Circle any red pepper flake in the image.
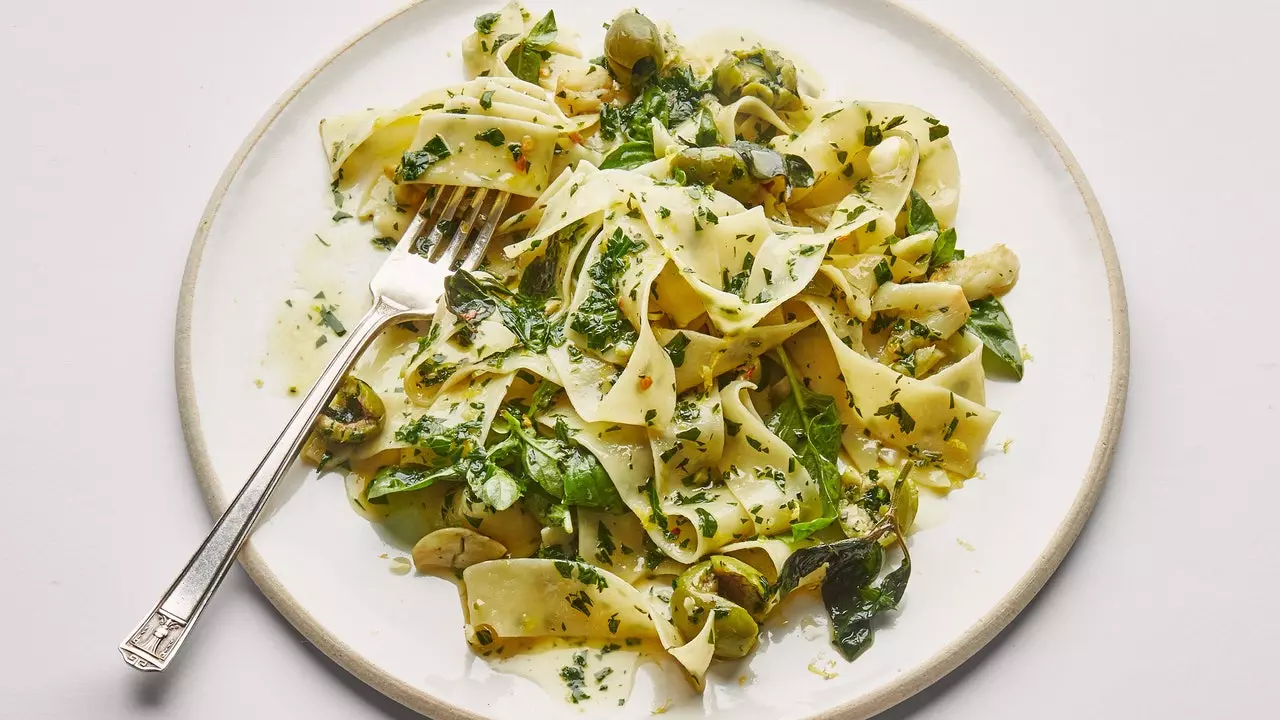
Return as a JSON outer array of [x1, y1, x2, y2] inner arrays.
[[639, 376, 653, 390], [568, 131, 585, 145]]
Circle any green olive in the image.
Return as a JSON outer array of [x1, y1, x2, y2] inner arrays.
[[712, 49, 802, 111], [315, 376, 385, 444], [670, 556, 773, 658], [604, 11, 664, 89], [670, 147, 757, 203]]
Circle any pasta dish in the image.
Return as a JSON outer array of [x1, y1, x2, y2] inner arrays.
[[306, 1, 1023, 703]]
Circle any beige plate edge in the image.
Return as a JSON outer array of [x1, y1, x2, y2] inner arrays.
[[173, 1, 1130, 718]]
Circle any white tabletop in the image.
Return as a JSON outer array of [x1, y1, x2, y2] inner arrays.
[[3, 0, 1277, 717]]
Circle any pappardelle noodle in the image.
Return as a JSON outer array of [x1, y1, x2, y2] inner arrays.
[[308, 1, 1023, 700]]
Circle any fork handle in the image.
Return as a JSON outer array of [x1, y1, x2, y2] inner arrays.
[[120, 296, 418, 671]]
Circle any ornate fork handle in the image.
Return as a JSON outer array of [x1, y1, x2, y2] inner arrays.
[[120, 296, 419, 671]]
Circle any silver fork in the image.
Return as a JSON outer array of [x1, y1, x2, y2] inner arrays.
[[119, 185, 510, 672]]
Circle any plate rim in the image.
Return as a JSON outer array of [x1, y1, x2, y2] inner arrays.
[[174, 1, 1130, 717]]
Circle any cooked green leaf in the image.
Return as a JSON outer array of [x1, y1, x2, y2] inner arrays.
[[523, 10, 558, 47], [569, 228, 645, 351], [505, 42, 544, 84], [395, 135, 451, 182], [765, 348, 843, 525], [928, 227, 957, 273], [600, 141, 657, 170], [366, 464, 448, 502], [473, 12, 501, 34], [475, 128, 506, 146], [663, 332, 691, 367], [775, 516, 911, 661], [906, 189, 939, 236], [965, 296, 1024, 379]]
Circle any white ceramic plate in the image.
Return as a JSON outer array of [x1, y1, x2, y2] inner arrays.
[[177, 1, 1128, 717]]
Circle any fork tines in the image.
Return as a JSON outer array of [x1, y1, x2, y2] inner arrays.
[[405, 185, 511, 272]]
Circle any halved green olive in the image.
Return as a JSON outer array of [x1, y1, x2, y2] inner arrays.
[[670, 556, 773, 658], [670, 147, 756, 203], [315, 376, 385, 444], [604, 11, 664, 89], [712, 49, 802, 111]]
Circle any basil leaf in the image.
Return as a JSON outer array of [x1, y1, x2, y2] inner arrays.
[[523, 10, 557, 48], [927, 227, 957, 273], [505, 43, 543, 84], [906, 189, 939, 236], [965, 296, 1024, 380], [600, 141, 657, 170]]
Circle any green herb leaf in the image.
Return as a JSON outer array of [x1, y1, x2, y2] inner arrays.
[[332, 210, 352, 222], [528, 379, 562, 418], [765, 348, 844, 523], [502, 411, 625, 513], [927, 227, 957, 273], [905, 190, 940, 236], [663, 332, 691, 367], [873, 259, 893, 286], [569, 228, 645, 352], [523, 10, 558, 47], [783, 153, 815, 189], [505, 43, 544, 84], [366, 464, 448, 502], [479, 89, 495, 109], [600, 141, 657, 170], [475, 128, 506, 146], [928, 123, 950, 141], [863, 124, 883, 147], [396, 135, 451, 182], [873, 402, 916, 434], [789, 515, 836, 541], [318, 308, 347, 337], [965, 296, 1024, 380], [775, 517, 910, 661], [443, 269, 499, 332], [694, 507, 718, 538], [473, 12, 501, 34]]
